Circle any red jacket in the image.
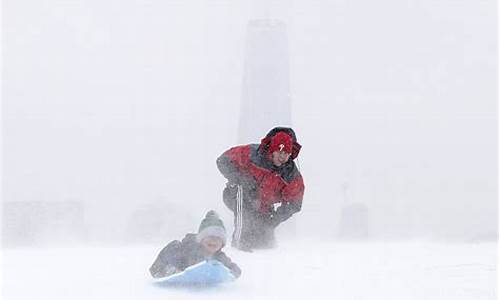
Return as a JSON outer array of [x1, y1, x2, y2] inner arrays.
[[217, 128, 304, 221]]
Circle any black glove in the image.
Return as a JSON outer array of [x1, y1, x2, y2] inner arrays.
[[230, 264, 242, 278], [270, 201, 302, 227], [223, 182, 238, 211]]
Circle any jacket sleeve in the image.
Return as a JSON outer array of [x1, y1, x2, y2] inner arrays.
[[149, 240, 183, 277], [149, 234, 198, 274], [214, 251, 242, 278], [217, 149, 240, 183], [271, 174, 305, 226], [216, 146, 253, 184], [217, 146, 258, 206]]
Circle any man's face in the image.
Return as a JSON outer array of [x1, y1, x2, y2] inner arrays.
[[200, 236, 224, 255], [271, 150, 291, 167]]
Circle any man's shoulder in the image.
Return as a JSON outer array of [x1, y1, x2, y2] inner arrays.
[[224, 144, 255, 161], [228, 144, 254, 152]]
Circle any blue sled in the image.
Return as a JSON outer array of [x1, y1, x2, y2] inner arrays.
[[154, 259, 235, 286]]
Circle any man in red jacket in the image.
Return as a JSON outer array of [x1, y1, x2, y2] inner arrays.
[[216, 127, 305, 251]]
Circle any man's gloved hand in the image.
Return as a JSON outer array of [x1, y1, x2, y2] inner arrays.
[[223, 182, 239, 211]]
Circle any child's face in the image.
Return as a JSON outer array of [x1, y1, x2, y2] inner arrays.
[[200, 236, 224, 255]]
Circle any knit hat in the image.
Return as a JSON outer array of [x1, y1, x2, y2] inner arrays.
[[196, 210, 227, 245], [268, 131, 293, 154], [260, 127, 302, 159]]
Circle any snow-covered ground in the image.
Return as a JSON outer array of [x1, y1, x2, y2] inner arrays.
[[2, 239, 497, 300]]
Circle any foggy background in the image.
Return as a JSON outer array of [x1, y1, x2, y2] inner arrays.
[[2, 0, 497, 247]]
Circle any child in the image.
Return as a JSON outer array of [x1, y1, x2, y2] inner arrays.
[[149, 210, 241, 279]]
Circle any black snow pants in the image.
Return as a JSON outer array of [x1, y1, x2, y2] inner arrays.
[[223, 183, 275, 251]]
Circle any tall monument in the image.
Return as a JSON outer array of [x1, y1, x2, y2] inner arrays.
[[238, 19, 292, 143]]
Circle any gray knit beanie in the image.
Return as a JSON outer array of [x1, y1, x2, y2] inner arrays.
[[196, 210, 227, 245]]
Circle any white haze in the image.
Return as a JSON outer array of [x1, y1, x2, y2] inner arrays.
[[2, 0, 497, 247]]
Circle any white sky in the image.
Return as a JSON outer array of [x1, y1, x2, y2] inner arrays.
[[2, 0, 497, 246]]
